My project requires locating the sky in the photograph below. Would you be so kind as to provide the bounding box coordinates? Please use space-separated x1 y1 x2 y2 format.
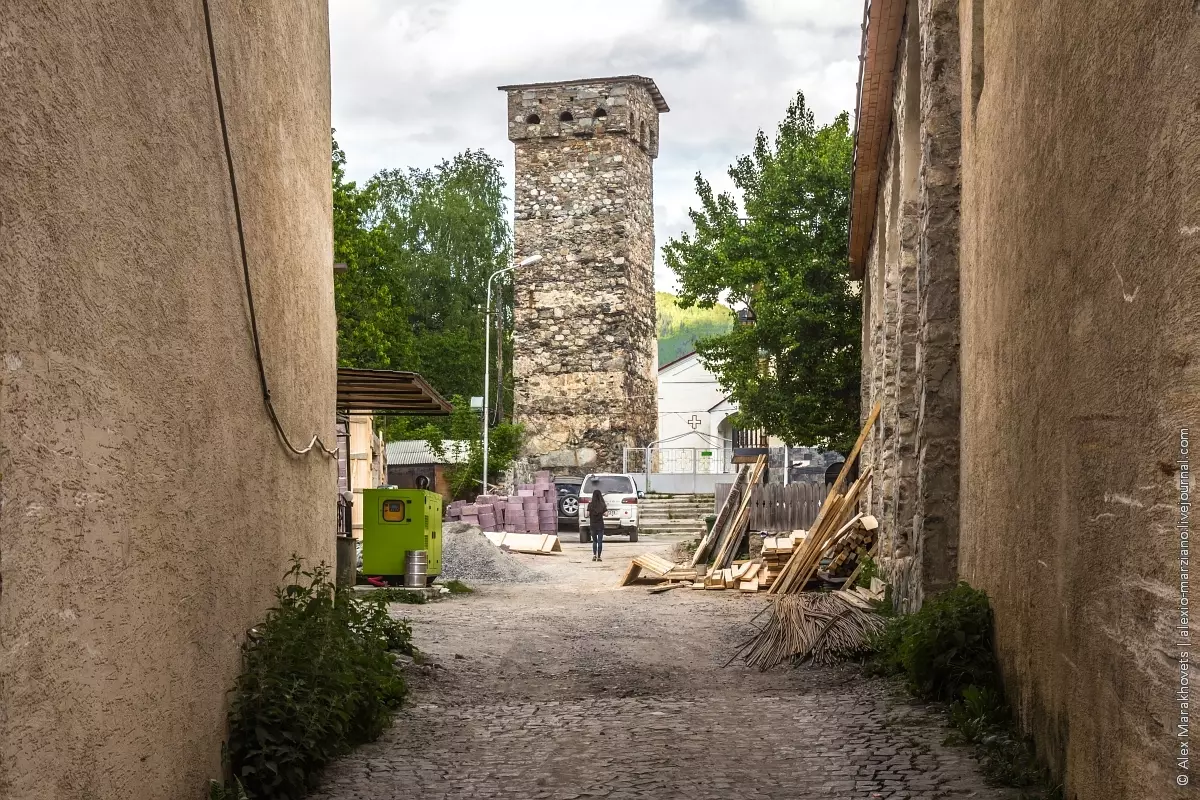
330 0 863 293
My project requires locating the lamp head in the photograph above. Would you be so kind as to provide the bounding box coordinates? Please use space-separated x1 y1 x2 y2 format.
518 254 542 267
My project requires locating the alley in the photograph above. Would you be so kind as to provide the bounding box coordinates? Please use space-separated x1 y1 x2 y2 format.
312 535 1014 800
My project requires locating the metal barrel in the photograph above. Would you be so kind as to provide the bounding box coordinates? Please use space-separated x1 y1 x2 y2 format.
335 536 357 589
404 550 428 589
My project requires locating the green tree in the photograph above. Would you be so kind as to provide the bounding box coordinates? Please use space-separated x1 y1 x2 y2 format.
663 93 860 453
332 135 514 441
333 138 413 370
415 399 523 498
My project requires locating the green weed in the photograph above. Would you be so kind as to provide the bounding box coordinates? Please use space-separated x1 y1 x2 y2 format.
856 554 880 588
211 558 413 799
368 587 429 604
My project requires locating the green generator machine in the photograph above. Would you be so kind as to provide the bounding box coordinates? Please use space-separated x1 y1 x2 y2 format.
361 488 442 584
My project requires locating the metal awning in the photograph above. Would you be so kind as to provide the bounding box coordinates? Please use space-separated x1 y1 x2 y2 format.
335 368 453 416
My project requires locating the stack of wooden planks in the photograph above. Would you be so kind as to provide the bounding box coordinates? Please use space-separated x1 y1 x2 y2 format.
759 532 806 589
695 558 769 591
620 553 698 586
622 403 887 599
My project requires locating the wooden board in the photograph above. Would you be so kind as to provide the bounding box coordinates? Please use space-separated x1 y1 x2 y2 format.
620 562 643 586
484 531 563 554
692 463 752 567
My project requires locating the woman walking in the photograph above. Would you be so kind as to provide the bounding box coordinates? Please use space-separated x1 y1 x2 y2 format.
587 488 607 561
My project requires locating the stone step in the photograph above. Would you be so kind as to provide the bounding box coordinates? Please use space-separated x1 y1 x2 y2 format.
641 512 713 520
643 506 715 513
639 521 708 531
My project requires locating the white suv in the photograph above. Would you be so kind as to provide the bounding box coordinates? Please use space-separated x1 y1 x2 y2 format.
577 473 642 543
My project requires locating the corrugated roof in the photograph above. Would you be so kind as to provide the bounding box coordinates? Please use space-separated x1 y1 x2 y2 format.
336 368 453 416
385 440 471 466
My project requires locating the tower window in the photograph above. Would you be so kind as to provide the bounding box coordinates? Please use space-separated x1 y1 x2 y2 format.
641 121 647 141
629 111 637 136
559 111 574 122
594 107 608 119
525 113 541 124
650 128 657 150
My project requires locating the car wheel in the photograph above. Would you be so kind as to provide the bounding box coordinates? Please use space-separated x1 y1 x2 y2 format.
628 528 639 543
559 495 579 517
579 528 591 543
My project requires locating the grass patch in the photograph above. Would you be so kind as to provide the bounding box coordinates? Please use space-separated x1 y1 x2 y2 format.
209 558 414 799
867 582 1061 798
368 587 429 604
442 579 474 594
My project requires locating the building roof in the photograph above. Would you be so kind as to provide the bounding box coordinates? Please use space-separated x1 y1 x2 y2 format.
336 368 452 416
385 440 471 466
847 0 907 280
497 75 670 113
658 350 698 372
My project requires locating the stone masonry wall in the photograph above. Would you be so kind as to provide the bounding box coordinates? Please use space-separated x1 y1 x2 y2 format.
503 78 662 474
911 0 962 600
861 3 926 612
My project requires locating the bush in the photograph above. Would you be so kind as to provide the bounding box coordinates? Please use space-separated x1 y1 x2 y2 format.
869 582 999 702
866 583 1061 797
216 559 413 799
442 579 473 594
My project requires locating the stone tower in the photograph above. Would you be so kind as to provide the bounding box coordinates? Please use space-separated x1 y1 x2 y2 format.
499 75 667 474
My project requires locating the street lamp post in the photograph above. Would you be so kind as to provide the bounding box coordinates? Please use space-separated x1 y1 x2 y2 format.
482 254 541 492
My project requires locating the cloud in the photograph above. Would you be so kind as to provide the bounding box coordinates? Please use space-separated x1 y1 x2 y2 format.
669 0 750 21
331 0 862 292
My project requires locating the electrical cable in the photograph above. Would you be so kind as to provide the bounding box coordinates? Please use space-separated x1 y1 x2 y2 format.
201 0 336 458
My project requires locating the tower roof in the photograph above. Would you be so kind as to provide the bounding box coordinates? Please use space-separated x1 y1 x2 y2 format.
497 75 669 113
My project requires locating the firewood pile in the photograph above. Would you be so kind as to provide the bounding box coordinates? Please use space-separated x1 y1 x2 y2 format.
823 519 878 580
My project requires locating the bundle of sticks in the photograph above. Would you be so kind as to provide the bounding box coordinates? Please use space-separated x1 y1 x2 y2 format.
730 591 887 670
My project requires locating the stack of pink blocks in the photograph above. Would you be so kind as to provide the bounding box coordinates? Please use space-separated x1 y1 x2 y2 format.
442 472 560 534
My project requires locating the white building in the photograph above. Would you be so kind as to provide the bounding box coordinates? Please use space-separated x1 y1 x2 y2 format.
656 351 736 449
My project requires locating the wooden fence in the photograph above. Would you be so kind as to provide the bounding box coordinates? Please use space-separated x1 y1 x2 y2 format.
714 481 825 532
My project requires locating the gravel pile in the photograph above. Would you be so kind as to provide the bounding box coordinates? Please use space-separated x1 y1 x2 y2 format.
439 523 547 584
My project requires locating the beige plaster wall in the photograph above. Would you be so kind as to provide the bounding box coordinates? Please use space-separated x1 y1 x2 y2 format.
0 1 335 796
957 1 1198 797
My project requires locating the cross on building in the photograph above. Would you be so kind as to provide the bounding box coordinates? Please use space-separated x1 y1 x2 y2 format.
687 414 702 430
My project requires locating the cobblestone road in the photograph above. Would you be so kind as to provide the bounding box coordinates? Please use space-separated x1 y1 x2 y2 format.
313 534 1015 800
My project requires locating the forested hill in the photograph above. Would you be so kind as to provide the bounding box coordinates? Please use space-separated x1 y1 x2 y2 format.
656 292 734 366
